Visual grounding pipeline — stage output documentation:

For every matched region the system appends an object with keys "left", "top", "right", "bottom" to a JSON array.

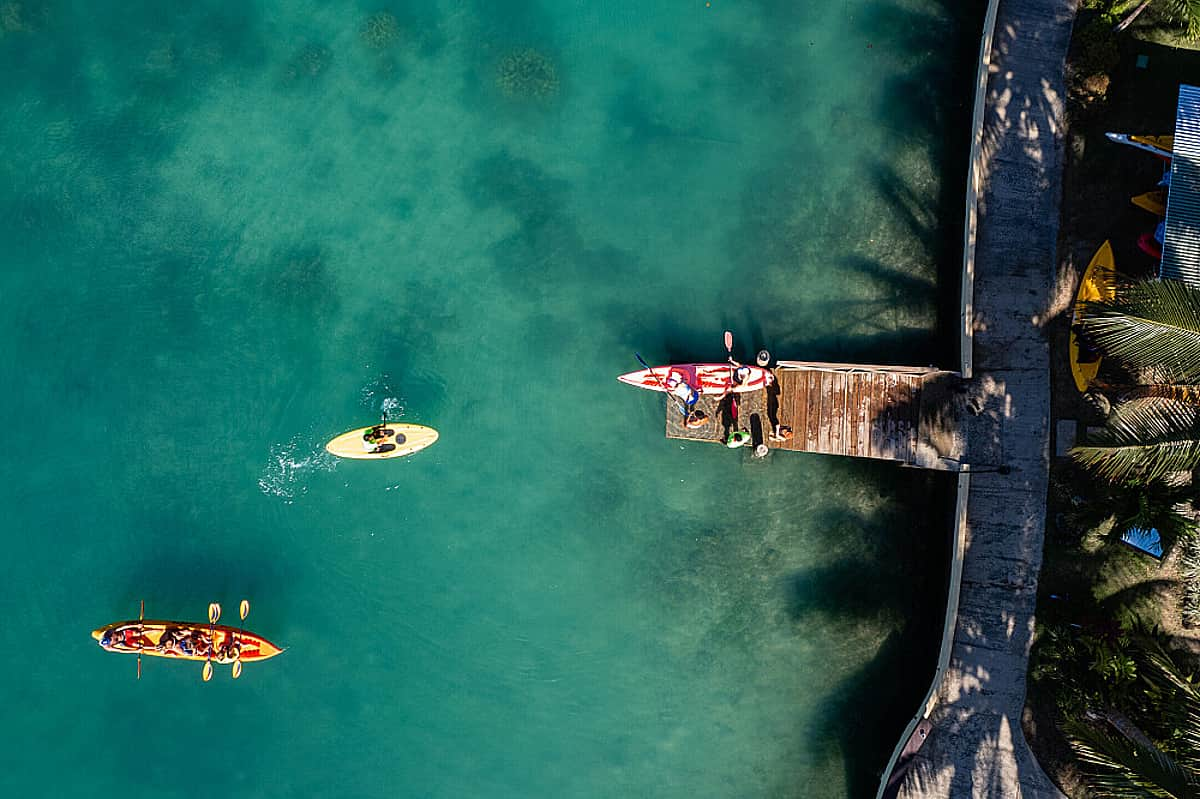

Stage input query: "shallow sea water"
[{"left": 1, "top": 2, "right": 977, "bottom": 796}]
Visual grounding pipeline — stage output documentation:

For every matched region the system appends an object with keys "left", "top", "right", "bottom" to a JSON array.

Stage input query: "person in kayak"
[
  {"left": 157, "top": 627, "right": 185, "bottom": 655},
  {"left": 217, "top": 637, "right": 242, "bottom": 663}
]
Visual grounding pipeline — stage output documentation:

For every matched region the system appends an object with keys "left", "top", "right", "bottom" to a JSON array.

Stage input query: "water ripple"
[{"left": 257, "top": 434, "right": 337, "bottom": 503}]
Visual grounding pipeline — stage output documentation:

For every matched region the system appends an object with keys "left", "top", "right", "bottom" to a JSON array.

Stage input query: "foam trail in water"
[{"left": 257, "top": 434, "right": 337, "bottom": 503}]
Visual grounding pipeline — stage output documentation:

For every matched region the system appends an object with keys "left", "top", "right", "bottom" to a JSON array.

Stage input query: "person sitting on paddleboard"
[{"left": 362, "top": 424, "right": 390, "bottom": 452}]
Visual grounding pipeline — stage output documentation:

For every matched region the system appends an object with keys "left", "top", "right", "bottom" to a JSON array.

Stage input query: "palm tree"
[
  {"left": 1060, "top": 465, "right": 1199, "bottom": 552},
  {"left": 1114, "top": 0, "right": 1200, "bottom": 39},
  {"left": 1071, "top": 278, "right": 1200, "bottom": 483},
  {"left": 1065, "top": 645, "right": 1200, "bottom": 797},
  {"left": 1071, "top": 398, "right": 1200, "bottom": 484}
]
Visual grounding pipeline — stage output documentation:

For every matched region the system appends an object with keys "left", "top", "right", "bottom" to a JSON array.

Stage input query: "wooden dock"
[{"left": 665, "top": 362, "right": 964, "bottom": 470}]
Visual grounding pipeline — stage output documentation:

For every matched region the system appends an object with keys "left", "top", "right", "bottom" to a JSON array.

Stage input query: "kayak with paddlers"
[{"left": 93, "top": 600, "right": 282, "bottom": 681}]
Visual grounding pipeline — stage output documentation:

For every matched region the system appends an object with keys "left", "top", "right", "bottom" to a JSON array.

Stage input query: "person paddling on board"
[
  {"left": 362, "top": 413, "right": 393, "bottom": 452},
  {"left": 362, "top": 427, "right": 387, "bottom": 452}
]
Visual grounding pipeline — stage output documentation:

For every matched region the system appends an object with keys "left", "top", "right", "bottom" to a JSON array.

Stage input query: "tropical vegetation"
[
  {"left": 1072, "top": 277, "right": 1200, "bottom": 484},
  {"left": 1029, "top": 273, "right": 1200, "bottom": 796},
  {"left": 1083, "top": 0, "right": 1200, "bottom": 39},
  {"left": 1063, "top": 638, "right": 1200, "bottom": 797}
]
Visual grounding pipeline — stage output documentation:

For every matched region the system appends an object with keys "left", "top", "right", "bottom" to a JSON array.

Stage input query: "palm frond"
[
  {"left": 1081, "top": 279, "right": 1200, "bottom": 383},
  {"left": 1070, "top": 398, "right": 1200, "bottom": 483},
  {"left": 1142, "top": 647, "right": 1200, "bottom": 776},
  {"left": 1119, "top": 385, "right": 1200, "bottom": 405},
  {"left": 1165, "top": 0, "right": 1200, "bottom": 39},
  {"left": 1064, "top": 717, "right": 1196, "bottom": 798}
]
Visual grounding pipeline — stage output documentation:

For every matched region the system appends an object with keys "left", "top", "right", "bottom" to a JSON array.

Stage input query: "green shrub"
[{"left": 1073, "top": 17, "right": 1121, "bottom": 77}]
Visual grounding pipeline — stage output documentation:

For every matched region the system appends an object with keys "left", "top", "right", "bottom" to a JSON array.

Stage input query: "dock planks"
[{"left": 665, "top": 362, "right": 958, "bottom": 468}]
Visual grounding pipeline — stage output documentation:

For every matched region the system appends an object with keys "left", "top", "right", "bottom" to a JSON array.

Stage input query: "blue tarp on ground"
[{"left": 1121, "top": 526, "right": 1164, "bottom": 560}]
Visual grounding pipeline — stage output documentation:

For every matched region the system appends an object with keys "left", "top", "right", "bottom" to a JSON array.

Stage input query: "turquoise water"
[{"left": 1, "top": 2, "right": 975, "bottom": 796}]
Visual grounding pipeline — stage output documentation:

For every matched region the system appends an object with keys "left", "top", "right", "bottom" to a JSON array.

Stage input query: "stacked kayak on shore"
[
  {"left": 1108, "top": 132, "right": 1172, "bottom": 263},
  {"left": 1106, "top": 132, "right": 1174, "bottom": 160},
  {"left": 1069, "top": 240, "right": 1116, "bottom": 393}
]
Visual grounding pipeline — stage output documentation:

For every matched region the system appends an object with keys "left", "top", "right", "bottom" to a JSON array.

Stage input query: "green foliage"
[
  {"left": 1081, "top": 279, "right": 1200, "bottom": 385},
  {"left": 1032, "top": 625, "right": 1144, "bottom": 718},
  {"left": 1058, "top": 467, "right": 1198, "bottom": 555},
  {"left": 1162, "top": 0, "right": 1200, "bottom": 40},
  {"left": 1073, "top": 17, "right": 1122, "bottom": 76},
  {"left": 1071, "top": 398, "right": 1200, "bottom": 484},
  {"left": 1072, "top": 278, "right": 1200, "bottom": 483},
  {"left": 1182, "top": 535, "right": 1200, "bottom": 628},
  {"left": 1063, "top": 640, "right": 1200, "bottom": 796},
  {"left": 1065, "top": 717, "right": 1197, "bottom": 797}
]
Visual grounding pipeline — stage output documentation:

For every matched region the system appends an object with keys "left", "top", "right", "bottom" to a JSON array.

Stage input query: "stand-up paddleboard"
[
  {"left": 618, "top": 363, "right": 770, "bottom": 395},
  {"left": 325, "top": 423, "right": 438, "bottom": 459},
  {"left": 1106, "top": 132, "right": 1174, "bottom": 160},
  {"left": 1069, "top": 240, "right": 1115, "bottom": 393},
  {"left": 1131, "top": 189, "right": 1167, "bottom": 216}
]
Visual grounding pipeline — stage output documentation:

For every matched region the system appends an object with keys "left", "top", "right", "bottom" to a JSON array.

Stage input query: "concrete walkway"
[{"left": 897, "top": 1, "right": 1076, "bottom": 796}]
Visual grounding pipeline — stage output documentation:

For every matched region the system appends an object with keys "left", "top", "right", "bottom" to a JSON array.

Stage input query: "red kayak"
[
  {"left": 618, "top": 363, "right": 770, "bottom": 395},
  {"left": 1138, "top": 232, "right": 1163, "bottom": 260}
]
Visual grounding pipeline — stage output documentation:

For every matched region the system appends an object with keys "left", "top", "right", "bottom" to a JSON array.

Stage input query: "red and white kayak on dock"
[{"left": 618, "top": 363, "right": 771, "bottom": 395}]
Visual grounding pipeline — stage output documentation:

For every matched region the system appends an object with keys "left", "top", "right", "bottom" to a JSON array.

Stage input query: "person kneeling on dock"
[{"left": 665, "top": 374, "right": 699, "bottom": 415}]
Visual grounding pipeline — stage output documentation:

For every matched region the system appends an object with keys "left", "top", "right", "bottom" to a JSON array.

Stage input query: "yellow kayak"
[
  {"left": 1070, "top": 241, "right": 1115, "bottom": 393},
  {"left": 325, "top": 423, "right": 438, "bottom": 459},
  {"left": 1131, "top": 189, "right": 1166, "bottom": 216},
  {"left": 93, "top": 620, "right": 283, "bottom": 663},
  {"left": 1131, "top": 134, "right": 1174, "bottom": 156}
]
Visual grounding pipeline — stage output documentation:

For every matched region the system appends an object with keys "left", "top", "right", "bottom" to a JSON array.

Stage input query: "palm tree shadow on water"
[
  {"left": 777, "top": 463, "right": 956, "bottom": 798},
  {"left": 690, "top": 1, "right": 982, "bottom": 793},
  {"left": 719, "top": 0, "right": 981, "bottom": 375}
]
